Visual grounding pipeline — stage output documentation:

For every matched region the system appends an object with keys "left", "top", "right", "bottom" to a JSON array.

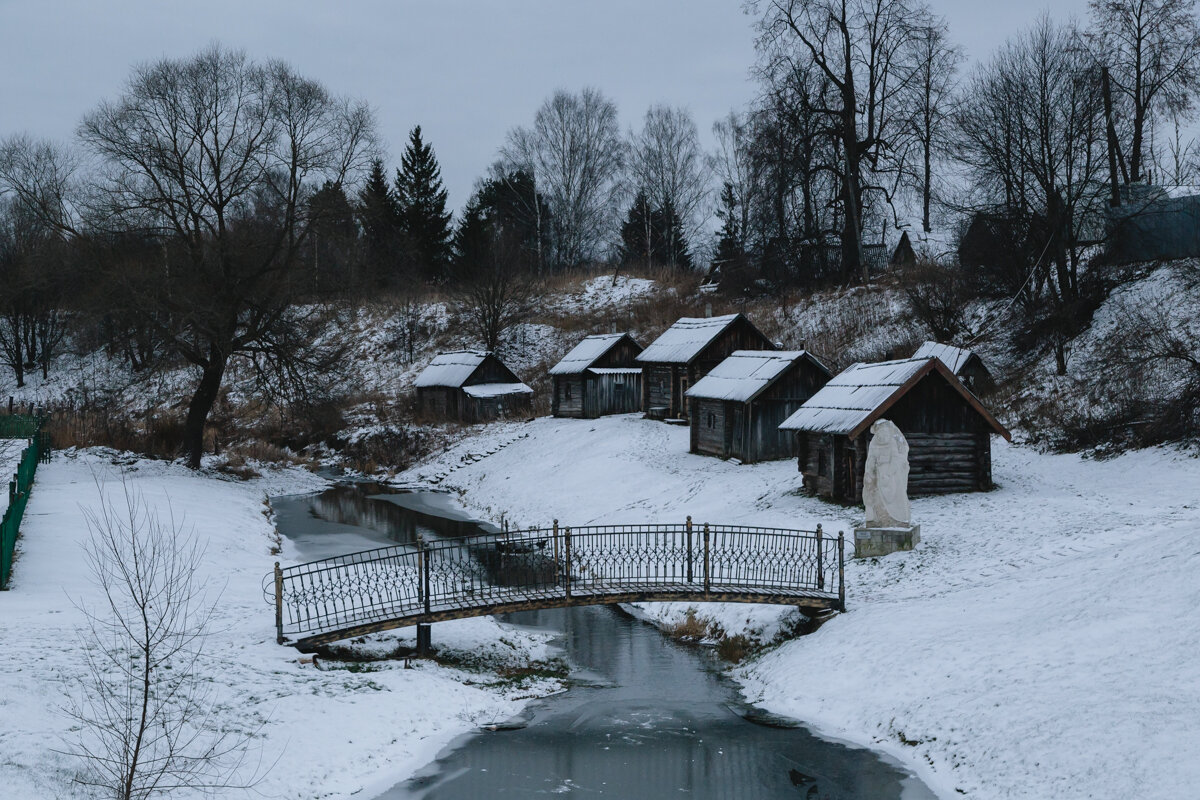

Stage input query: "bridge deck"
[{"left": 268, "top": 522, "right": 845, "bottom": 649}]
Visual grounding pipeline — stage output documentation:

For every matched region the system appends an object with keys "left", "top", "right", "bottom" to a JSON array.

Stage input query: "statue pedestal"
[{"left": 853, "top": 524, "right": 920, "bottom": 558}]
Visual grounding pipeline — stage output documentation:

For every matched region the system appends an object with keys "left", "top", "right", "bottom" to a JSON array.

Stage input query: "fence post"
[
  {"left": 815, "top": 524, "right": 824, "bottom": 591},
  {"left": 273, "top": 562, "right": 284, "bottom": 645},
  {"left": 703, "top": 523, "right": 711, "bottom": 597},
  {"left": 686, "top": 516, "right": 694, "bottom": 583},
  {"left": 564, "top": 527, "right": 572, "bottom": 600},
  {"left": 553, "top": 519, "right": 560, "bottom": 581},
  {"left": 838, "top": 531, "right": 846, "bottom": 611},
  {"left": 420, "top": 538, "right": 432, "bottom": 615}
]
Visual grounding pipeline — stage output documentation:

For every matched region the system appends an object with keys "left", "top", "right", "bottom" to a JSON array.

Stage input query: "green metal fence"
[{"left": 1, "top": 416, "right": 49, "bottom": 590}]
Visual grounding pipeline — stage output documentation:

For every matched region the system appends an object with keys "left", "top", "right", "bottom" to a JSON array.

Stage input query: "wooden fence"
[{"left": 1, "top": 416, "right": 50, "bottom": 590}]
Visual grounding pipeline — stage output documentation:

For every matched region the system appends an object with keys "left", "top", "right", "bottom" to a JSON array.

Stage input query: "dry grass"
[{"left": 667, "top": 609, "right": 711, "bottom": 641}]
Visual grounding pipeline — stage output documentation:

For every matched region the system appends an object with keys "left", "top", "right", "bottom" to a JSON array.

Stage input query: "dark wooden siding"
[
  {"left": 417, "top": 387, "right": 459, "bottom": 421},
  {"left": 684, "top": 317, "right": 776, "bottom": 420},
  {"left": 645, "top": 365, "right": 675, "bottom": 413},
  {"left": 553, "top": 376, "right": 585, "bottom": 418},
  {"left": 691, "top": 399, "right": 728, "bottom": 456},
  {"left": 585, "top": 372, "right": 641, "bottom": 417}
]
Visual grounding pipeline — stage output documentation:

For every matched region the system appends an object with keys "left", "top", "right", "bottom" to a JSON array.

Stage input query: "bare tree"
[
  {"left": 904, "top": 17, "right": 964, "bottom": 233},
  {"left": 501, "top": 88, "right": 624, "bottom": 269},
  {"left": 63, "top": 479, "right": 264, "bottom": 799},
  {"left": 957, "top": 16, "right": 1108, "bottom": 374},
  {"left": 754, "top": 0, "right": 928, "bottom": 282},
  {"left": 1089, "top": 0, "right": 1200, "bottom": 184},
  {"left": 627, "top": 105, "right": 711, "bottom": 250},
  {"left": 75, "top": 45, "right": 375, "bottom": 467}
]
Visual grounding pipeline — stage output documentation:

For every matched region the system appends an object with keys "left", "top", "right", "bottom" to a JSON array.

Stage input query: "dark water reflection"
[{"left": 271, "top": 486, "right": 935, "bottom": 800}]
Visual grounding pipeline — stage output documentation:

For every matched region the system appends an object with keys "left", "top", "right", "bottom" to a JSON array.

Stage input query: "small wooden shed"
[
  {"left": 685, "top": 350, "right": 832, "bottom": 463},
  {"left": 636, "top": 313, "right": 776, "bottom": 420},
  {"left": 549, "top": 333, "right": 643, "bottom": 418},
  {"left": 414, "top": 351, "right": 533, "bottom": 423},
  {"left": 913, "top": 341, "right": 995, "bottom": 395},
  {"left": 779, "top": 357, "right": 1011, "bottom": 502}
]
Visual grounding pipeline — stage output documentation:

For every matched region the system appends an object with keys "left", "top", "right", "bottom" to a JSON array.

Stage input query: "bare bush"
[
  {"left": 903, "top": 260, "right": 975, "bottom": 342},
  {"left": 62, "top": 480, "right": 264, "bottom": 799}
]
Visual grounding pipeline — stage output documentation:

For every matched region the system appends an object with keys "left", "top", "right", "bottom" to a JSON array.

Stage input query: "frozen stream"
[{"left": 271, "top": 484, "right": 936, "bottom": 800}]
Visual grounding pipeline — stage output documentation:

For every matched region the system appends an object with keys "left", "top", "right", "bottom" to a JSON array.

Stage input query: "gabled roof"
[
  {"left": 779, "top": 357, "right": 1010, "bottom": 440},
  {"left": 636, "top": 313, "right": 748, "bottom": 365},
  {"left": 685, "top": 350, "right": 831, "bottom": 403},
  {"left": 414, "top": 351, "right": 489, "bottom": 388},
  {"left": 548, "top": 333, "right": 640, "bottom": 376},
  {"left": 913, "top": 341, "right": 981, "bottom": 375}
]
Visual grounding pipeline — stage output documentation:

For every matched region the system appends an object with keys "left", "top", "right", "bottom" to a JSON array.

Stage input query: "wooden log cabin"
[
  {"left": 549, "top": 333, "right": 643, "bottom": 418},
  {"left": 685, "top": 350, "right": 832, "bottom": 463},
  {"left": 912, "top": 341, "right": 996, "bottom": 395},
  {"left": 778, "top": 357, "right": 1011, "bottom": 502},
  {"left": 636, "top": 313, "right": 776, "bottom": 420},
  {"left": 414, "top": 351, "right": 533, "bottom": 423}
]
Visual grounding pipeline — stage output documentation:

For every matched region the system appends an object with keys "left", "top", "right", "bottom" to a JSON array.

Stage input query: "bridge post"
[
  {"left": 702, "top": 523, "right": 710, "bottom": 597},
  {"left": 273, "top": 561, "right": 283, "bottom": 645},
  {"left": 420, "top": 538, "right": 432, "bottom": 615},
  {"left": 416, "top": 623, "right": 432, "bottom": 656},
  {"left": 816, "top": 524, "right": 824, "bottom": 591},
  {"left": 686, "top": 516, "right": 693, "bottom": 583},
  {"left": 564, "top": 527, "right": 572, "bottom": 600},
  {"left": 838, "top": 531, "right": 846, "bottom": 611}
]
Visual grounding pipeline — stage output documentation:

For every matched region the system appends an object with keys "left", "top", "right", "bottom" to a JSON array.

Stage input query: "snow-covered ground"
[
  {"left": 0, "top": 450, "right": 563, "bottom": 799},
  {"left": 397, "top": 414, "right": 1200, "bottom": 800}
]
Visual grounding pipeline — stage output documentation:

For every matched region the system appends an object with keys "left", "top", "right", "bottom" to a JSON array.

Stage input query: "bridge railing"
[{"left": 269, "top": 519, "right": 844, "bottom": 646}]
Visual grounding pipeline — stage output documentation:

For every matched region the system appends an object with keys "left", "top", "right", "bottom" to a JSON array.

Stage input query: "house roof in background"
[
  {"left": 686, "top": 350, "right": 829, "bottom": 403},
  {"left": 779, "top": 357, "right": 1010, "bottom": 440},
  {"left": 413, "top": 351, "right": 490, "bottom": 388},
  {"left": 548, "top": 333, "right": 638, "bottom": 375},
  {"left": 636, "top": 313, "right": 744, "bottom": 364}
]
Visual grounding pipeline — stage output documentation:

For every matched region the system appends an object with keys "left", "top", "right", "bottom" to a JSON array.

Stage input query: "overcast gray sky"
[{"left": 0, "top": 0, "right": 1089, "bottom": 212}]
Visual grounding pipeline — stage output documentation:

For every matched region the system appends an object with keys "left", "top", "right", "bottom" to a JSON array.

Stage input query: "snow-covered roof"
[
  {"left": 779, "top": 357, "right": 1010, "bottom": 439},
  {"left": 549, "top": 333, "right": 630, "bottom": 376},
  {"left": 462, "top": 382, "right": 533, "bottom": 398},
  {"left": 636, "top": 313, "right": 743, "bottom": 364},
  {"left": 589, "top": 367, "right": 641, "bottom": 375},
  {"left": 413, "top": 351, "right": 489, "bottom": 388},
  {"left": 685, "top": 350, "right": 824, "bottom": 403},
  {"left": 913, "top": 341, "right": 977, "bottom": 375}
]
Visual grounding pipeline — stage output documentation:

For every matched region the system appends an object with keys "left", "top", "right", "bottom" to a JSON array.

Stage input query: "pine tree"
[
  {"left": 713, "top": 182, "right": 751, "bottom": 295},
  {"left": 656, "top": 197, "right": 692, "bottom": 272},
  {"left": 357, "top": 159, "right": 400, "bottom": 288},
  {"left": 308, "top": 181, "right": 359, "bottom": 294},
  {"left": 474, "top": 169, "right": 552, "bottom": 274},
  {"left": 394, "top": 126, "right": 453, "bottom": 283}
]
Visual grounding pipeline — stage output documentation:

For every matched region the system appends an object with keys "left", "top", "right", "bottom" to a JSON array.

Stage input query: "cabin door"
[{"left": 678, "top": 377, "right": 689, "bottom": 419}]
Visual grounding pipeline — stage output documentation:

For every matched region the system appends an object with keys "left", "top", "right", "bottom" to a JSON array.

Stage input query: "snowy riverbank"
[
  {"left": 397, "top": 414, "right": 1200, "bottom": 800},
  {"left": 0, "top": 449, "right": 562, "bottom": 799}
]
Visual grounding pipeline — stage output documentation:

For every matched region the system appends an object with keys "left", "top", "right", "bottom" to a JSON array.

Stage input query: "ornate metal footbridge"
[{"left": 267, "top": 519, "right": 845, "bottom": 650}]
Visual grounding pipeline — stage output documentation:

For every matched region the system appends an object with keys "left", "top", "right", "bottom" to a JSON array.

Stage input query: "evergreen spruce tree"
[
  {"left": 619, "top": 191, "right": 655, "bottom": 269},
  {"left": 356, "top": 158, "right": 400, "bottom": 288},
  {"left": 308, "top": 181, "right": 359, "bottom": 294},
  {"left": 713, "top": 182, "right": 750, "bottom": 295},
  {"left": 394, "top": 126, "right": 453, "bottom": 283},
  {"left": 656, "top": 197, "right": 692, "bottom": 272},
  {"left": 474, "top": 169, "right": 552, "bottom": 274}
]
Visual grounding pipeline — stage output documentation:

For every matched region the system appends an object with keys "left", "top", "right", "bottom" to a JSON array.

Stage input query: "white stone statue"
[{"left": 862, "top": 419, "right": 911, "bottom": 528}]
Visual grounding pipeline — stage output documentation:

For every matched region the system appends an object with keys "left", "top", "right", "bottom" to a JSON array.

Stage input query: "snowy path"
[
  {"left": 0, "top": 452, "right": 562, "bottom": 799},
  {"left": 397, "top": 415, "right": 1200, "bottom": 800}
]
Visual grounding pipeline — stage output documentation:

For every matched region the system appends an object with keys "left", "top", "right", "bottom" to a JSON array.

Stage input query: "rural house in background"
[
  {"left": 685, "top": 350, "right": 832, "bottom": 463},
  {"left": 549, "top": 333, "right": 643, "bottom": 418},
  {"left": 414, "top": 351, "right": 532, "bottom": 423},
  {"left": 636, "top": 313, "right": 776, "bottom": 421},
  {"left": 912, "top": 341, "right": 995, "bottom": 394},
  {"left": 779, "top": 357, "right": 1011, "bottom": 503}
]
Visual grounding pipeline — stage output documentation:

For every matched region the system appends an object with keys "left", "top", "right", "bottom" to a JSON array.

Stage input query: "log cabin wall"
[
  {"left": 417, "top": 386, "right": 460, "bottom": 421},
  {"left": 683, "top": 318, "right": 776, "bottom": 420},
  {"left": 585, "top": 373, "right": 642, "bottom": 417},
  {"left": 643, "top": 365, "right": 676, "bottom": 415},
  {"left": 468, "top": 392, "right": 532, "bottom": 423}
]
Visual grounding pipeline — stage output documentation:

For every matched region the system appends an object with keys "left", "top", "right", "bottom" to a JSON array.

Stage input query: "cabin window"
[
  {"left": 706, "top": 412, "right": 716, "bottom": 429},
  {"left": 817, "top": 448, "right": 828, "bottom": 477}
]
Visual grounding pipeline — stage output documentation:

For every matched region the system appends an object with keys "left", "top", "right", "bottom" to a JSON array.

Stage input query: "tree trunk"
[
  {"left": 922, "top": 141, "right": 933, "bottom": 233},
  {"left": 182, "top": 355, "right": 228, "bottom": 469}
]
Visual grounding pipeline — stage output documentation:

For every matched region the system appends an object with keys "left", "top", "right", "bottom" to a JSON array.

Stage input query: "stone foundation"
[{"left": 853, "top": 524, "right": 921, "bottom": 558}]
